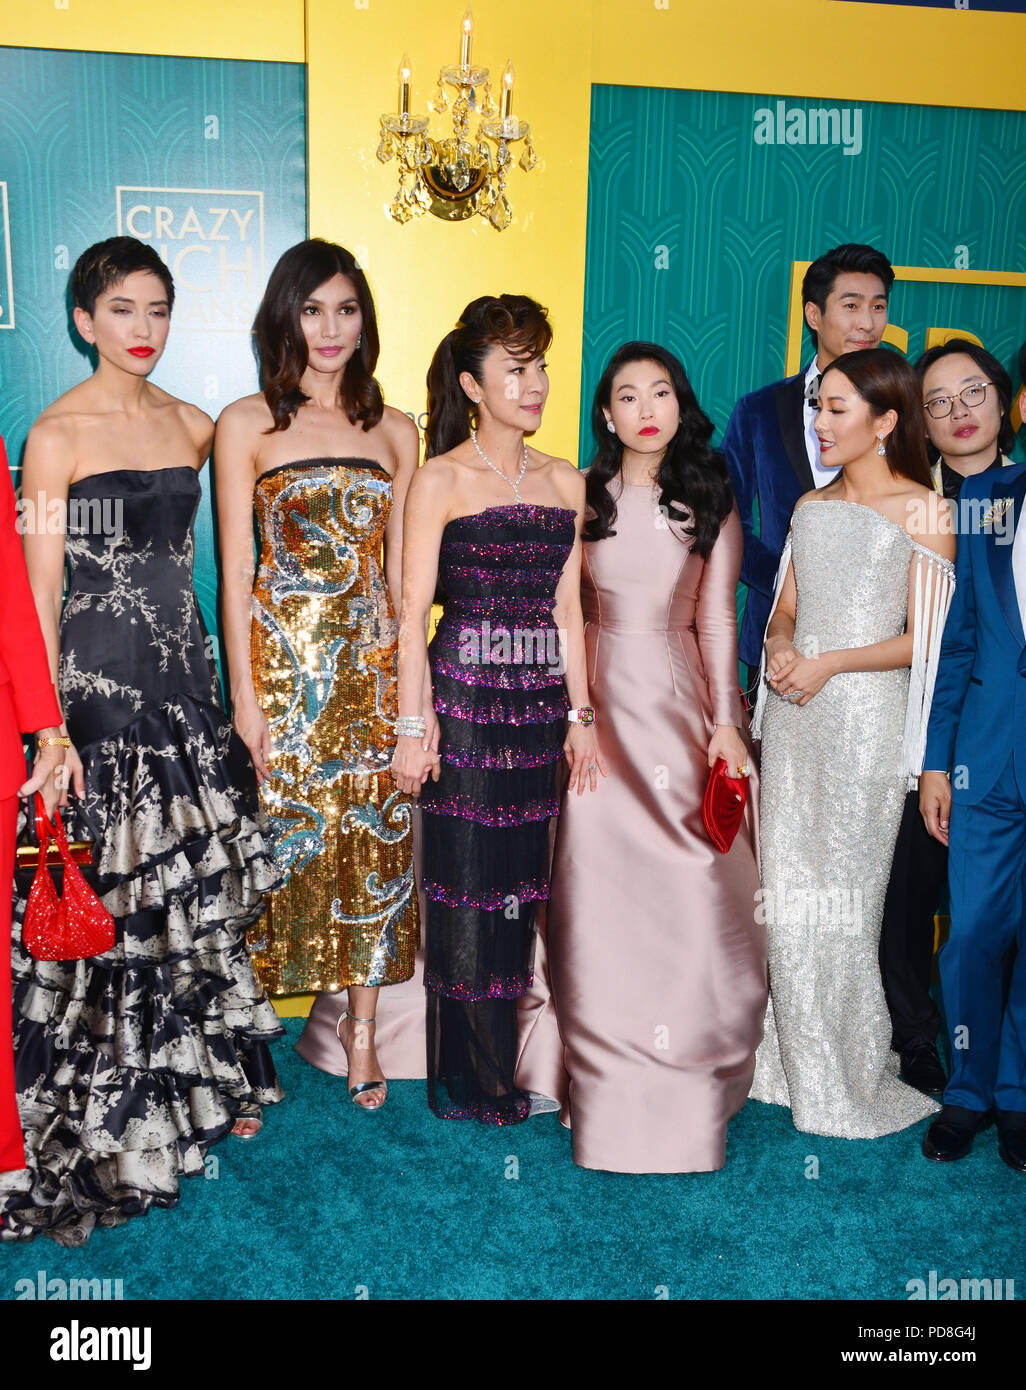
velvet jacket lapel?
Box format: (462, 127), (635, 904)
(774, 373), (814, 495)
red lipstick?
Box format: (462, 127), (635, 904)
(639, 426), (660, 436)
(128, 347), (155, 358)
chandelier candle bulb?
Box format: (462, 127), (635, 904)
(460, 7), (473, 70)
(501, 59), (514, 122)
(398, 54), (411, 117)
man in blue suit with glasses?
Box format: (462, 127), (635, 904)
(919, 348), (1026, 1172)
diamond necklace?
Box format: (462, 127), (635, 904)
(471, 429), (528, 503)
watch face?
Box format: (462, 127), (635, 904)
(579, 707), (595, 726)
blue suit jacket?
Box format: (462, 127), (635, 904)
(722, 368), (814, 667)
(923, 462), (1026, 807)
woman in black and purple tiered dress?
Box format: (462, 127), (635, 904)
(392, 294), (601, 1125)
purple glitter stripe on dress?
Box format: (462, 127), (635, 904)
(430, 1098), (533, 1125)
(422, 876), (551, 909)
(432, 688), (568, 725)
(439, 744), (562, 769)
(445, 503), (576, 532)
(418, 793), (559, 826)
(443, 566), (565, 585)
(433, 649), (564, 676)
(425, 967), (534, 1001)
(440, 597), (560, 620)
(445, 540), (572, 561)
(431, 627), (562, 658)
(430, 653), (564, 691)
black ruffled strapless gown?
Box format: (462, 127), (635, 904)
(0, 467), (284, 1246)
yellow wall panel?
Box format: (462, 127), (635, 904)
(305, 0), (593, 466)
(2, 0), (305, 62)
(592, 0), (1025, 113)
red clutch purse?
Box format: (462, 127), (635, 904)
(702, 757), (748, 854)
(20, 794), (116, 961)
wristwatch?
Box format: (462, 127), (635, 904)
(567, 707), (595, 726)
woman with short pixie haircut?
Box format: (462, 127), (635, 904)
(0, 237), (283, 1246)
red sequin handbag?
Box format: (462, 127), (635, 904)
(701, 756), (748, 855)
(20, 794), (115, 961)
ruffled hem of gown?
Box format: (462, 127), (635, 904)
(0, 694), (285, 1246)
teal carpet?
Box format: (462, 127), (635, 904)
(2, 1018), (1022, 1301)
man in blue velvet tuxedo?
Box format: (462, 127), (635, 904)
(919, 352), (1026, 1172)
(722, 241), (894, 694)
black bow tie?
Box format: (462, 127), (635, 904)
(804, 373), (822, 404)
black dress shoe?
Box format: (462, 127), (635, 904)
(996, 1113), (1026, 1174)
(922, 1105), (993, 1163)
(899, 1038), (947, 1097)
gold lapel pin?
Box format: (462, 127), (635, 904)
(982, 498), (1013, 528)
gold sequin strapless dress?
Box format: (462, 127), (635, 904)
(248, 458), (418, 995)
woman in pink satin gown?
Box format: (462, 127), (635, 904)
(545, 343), (767, 1172)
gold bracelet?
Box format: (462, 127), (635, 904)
(37, 736), (71, 748)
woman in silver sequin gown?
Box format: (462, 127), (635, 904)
(750, 350), (955, 1139)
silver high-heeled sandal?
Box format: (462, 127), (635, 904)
(337, 1009), (388, 1111)
(231, 1101), (263, 1139)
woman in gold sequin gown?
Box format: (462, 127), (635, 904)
(216, 239), (425, 1109)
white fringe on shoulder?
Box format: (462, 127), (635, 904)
(901, 543), (956, 789)
(749, 533), (955, 781)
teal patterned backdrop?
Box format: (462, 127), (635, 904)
(0, 47), (307, 648)
(581, 85), (1026, 469)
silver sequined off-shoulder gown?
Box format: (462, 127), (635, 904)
(751, 500), (951, 1138)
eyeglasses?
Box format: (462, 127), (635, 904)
(924, 382), (993, 420)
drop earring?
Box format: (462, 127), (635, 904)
(877, 435), (886, 456)
(355, 333), (362, 350)
(606, 420), (616, 434)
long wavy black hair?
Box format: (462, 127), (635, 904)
(425, 294), (552, 459)
(584, 342), (733, 557)
(254, 238), (383, 433)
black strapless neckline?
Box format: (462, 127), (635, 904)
(442, 502), (577, 536)
(68, 465), (199, 492)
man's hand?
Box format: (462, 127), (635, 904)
(919, 770), (951, 847)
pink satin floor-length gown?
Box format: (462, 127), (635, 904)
(524, 482), (768, 1172)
